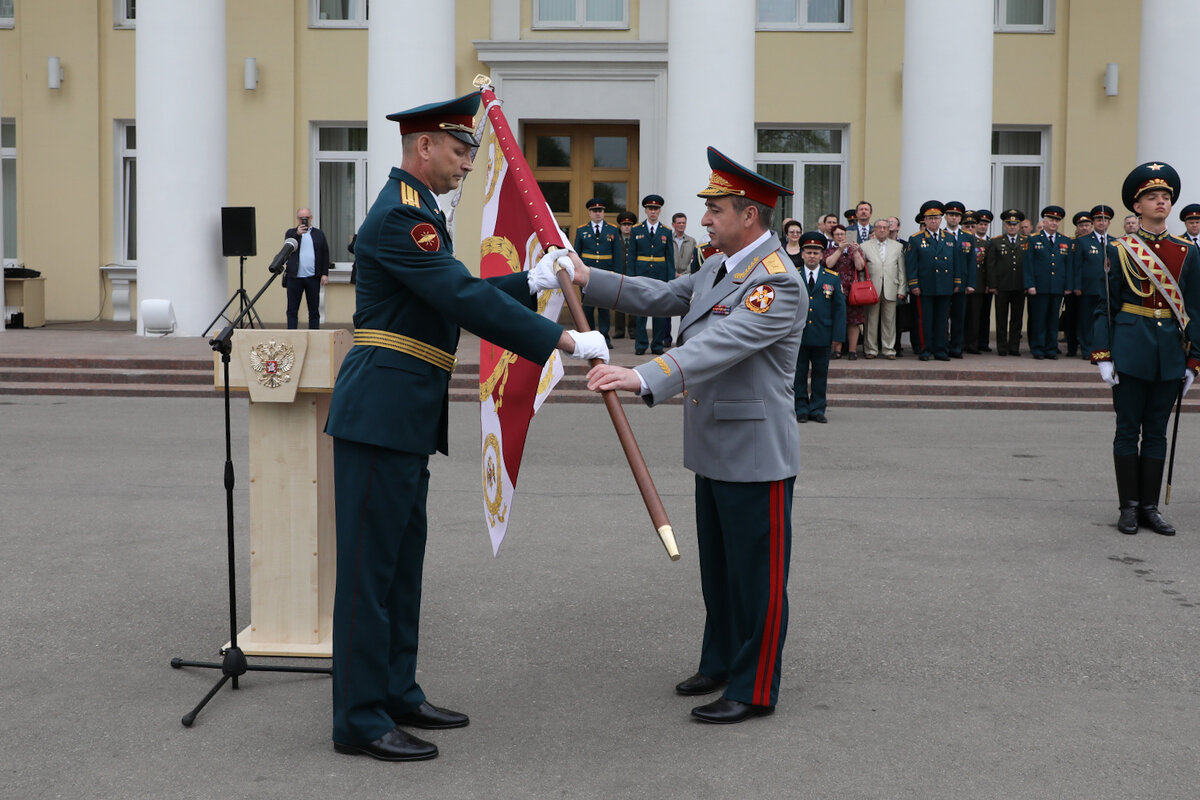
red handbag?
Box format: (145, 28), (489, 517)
(847, 269), (879, 307)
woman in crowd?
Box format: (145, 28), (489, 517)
(782, 219), (805, 270)
(826, 224), (866, 359)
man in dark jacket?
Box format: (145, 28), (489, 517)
(283, 207), (330, 329)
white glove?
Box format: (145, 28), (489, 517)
(1185, 371), (1195, 398)
(527, 249), (575, 294)
(566, 330), (609, 363)
(1098, 361), (1119, 387)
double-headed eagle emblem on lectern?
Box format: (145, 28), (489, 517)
(249, 340), (295, 389)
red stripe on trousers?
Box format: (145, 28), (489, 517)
(913, 295), (926, 351)
(753, 480), (784, 706)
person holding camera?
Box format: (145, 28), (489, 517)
(283, 207), (330, 329)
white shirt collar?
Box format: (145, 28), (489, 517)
(722, 231), (773, 275)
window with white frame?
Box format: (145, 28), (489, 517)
(312, 125), (368, 268)
(311, 0), (367, 28)
(995, 0), (1053, 33)
(990, 127), (1049, 226)
(757, 0), (851, 31)
(533, 0), (629, 29)
(756, 127), (848, 232)
(0, 0), (13, 28)
(115, 121), (137, 264)
(1, 120), (14, 263)
(115, 0), (134, 28)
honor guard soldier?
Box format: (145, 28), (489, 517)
(1024, 205), (1075, 359)
(1093, 162), (1200, 536)
(943, 201), (975, 358)
(627, 194), (675, 354)
(324, 92), (606, 761)
(794, 231), (846, 423)
(964, 209), (994, 353)
(574, 146), (804, 724)
(1078, 205), (1116, 359)
(986, 209), (1028, 356)
(612, 210), (638, 338)
(1180, 203), (1200, 248)
(1058, 211), (1093, 357)
(905, 201), (957, 360)
(574, 197), (620, 346)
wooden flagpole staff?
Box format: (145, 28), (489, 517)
(474, 76), (679, 561)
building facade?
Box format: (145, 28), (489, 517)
(0, 0), (1191, 333)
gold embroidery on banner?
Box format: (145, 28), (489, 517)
(537, 351), (558, 397)
(479, 349), (519, 408)
(483, 128), (505, 205)
(481, 235), (522, 274)
(483, 432), (508, 527)
(248, 340), (295, 389)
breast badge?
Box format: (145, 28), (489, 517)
(411, 222), (441, 252)
(249, 340), (295, 389)
(745, 285), (776, 313)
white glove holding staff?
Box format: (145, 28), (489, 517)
(1098, 361), (1119, 387)
(566, 330), (609, 363)
(1185, 370), (1195, 398)
(527, 248), (575, 294)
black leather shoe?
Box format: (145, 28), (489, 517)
(334, 727), (438, 761)
(675, 672), (727, 696)
(796, 414), (807, 423)
(691, 697), (774, 724)
(651, 347), (664, 355)
(1034, 354), (1044, 360)
(1117, 503), (1139, 535)
(393, 701), (469, 729)
(1046, 353), (1058, 360)
(612, 332), (625, 339)
(935, 355), (951, 361)
(808, 413), (827, 423)
(635, 348), (646, 355)
(949, 352), (963, 359)
(919, 354), (931, 362)
(1139, 505), (1176, 536)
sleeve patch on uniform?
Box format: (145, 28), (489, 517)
(745, 285), (776, 313)
(761, 252), (786, 274)
(411, 223), (441, 252)
(654, 356), (671, 376)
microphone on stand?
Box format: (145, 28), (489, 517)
(267, 238), (299, 274)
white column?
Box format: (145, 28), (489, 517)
(135, 1), (227, 336)
(367, 1), (455, 203)
(665, 0), (755, 239)
(899, 1), (993, 227)
(1138, 0), (1200, 217)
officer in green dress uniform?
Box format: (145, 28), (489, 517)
(324, 92), (606, 761)
(612, 210), (638, 338)
(964, 209), (994, 353)
(573, 197), (620, 346)
(1179, 203), (1200, 248)
(1024, 205), (1074, 359)
(576, 147), (805, 724)
(985, 209), (1028, 356)
(905, 201), (956, 361)
(1077, 205), (1116, 359)
(1093, 162), (1200, 536)
(627, 194), (675, 354)
(794, 231), (846, 423)
(1059, 211), (1092, 357)
(943, 201), (975, 358)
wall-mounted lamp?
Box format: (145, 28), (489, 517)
(244, 57), (258, 91)
(1104, 63), (1119, 97)
(48, 56), (64, 90)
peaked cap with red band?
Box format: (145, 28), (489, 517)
(697, 146), (793, 207)
(386, 91), (482, 147)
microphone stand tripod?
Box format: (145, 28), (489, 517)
(171, 265), (330, 727)
(204, 255), (263, 337)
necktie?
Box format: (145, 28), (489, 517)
(714, 263), (727, 286)
(595, 224), (601, 236)
(807, 272), (815, 294)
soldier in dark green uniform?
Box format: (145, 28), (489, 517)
(905, 201), (956, 361)
(1093, 162), (1200, 536)
(627, 194), (675, 354)
(964, 209), (994, 353)
(943, 201), (975, 358)
(574, 197), (620, 346)
(1024, 205), (1074, 359)
(1059, 211), (1092, 357)
(612, 210), (638, 339)
(324, 92), (606, 761)
(794, 231), (846, 422)
(1077, 204), (1116, 360)
(985, 209), (1028, 356)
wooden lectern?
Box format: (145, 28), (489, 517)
(214, 329), (350, 658)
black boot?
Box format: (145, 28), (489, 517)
(1114, 454), (1140, 535)
(1138, 456), (1176, 536)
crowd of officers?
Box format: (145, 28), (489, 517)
(573, 193), (1200, 366)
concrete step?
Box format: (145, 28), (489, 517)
(0, 381), (217, 398)
(0, 365), (213, 385)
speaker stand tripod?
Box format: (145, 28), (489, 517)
(204, 255), (263, 338)
(172, 267), (330, 727)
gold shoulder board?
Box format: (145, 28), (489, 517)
(762, 252), (787, 275)
(400, 182), (421, 208)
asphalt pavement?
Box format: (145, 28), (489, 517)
(2, 394), (1199, 799)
